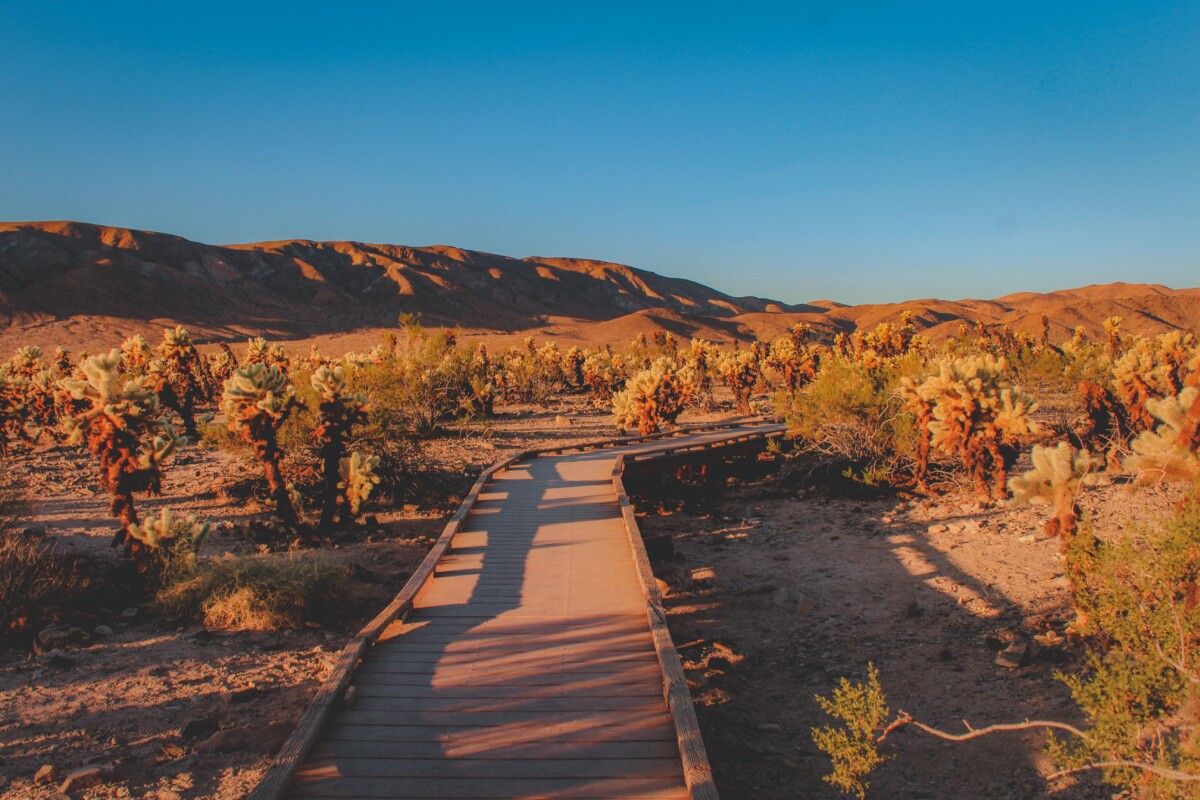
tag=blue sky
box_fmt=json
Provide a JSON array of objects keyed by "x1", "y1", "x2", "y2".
[{"x1": 2, "y1": 2, "x2": 1197, "y2": 304}]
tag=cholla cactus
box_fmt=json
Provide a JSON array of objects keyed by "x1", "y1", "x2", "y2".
[
  {"x1": 915, "y1": 354, "x2": 1038, "y2": 501},
  {"x1": 1111, "y1": 331, "x2": 1197, "y2": 431},
  {"x1": 206, "y1": 343, "x2": 238, "y2": 389},
  {"x1": 897, "y1": 376, "x2": 935, "y2": 491},
  {"x1": 0, "y1": 374, "x2": 28, "y2": 455},
  {"x1": 764, "y1": 336, "x2": 820, "y2": 392},
  {"x1": 1077, "y1": 380, "x2": 1133, "y2": 470},
  {"x1": 1125, "y1": 387, "x2": 1200, "y2": 484},
  {"x1": 221, "y1": 363, "x2": 299, "y2": 528},
  {"x1": 148, "y1": 326, "x2": 207, "y2": 439},
  {"x1": 679, "y1": 339, "x2": 716, "y2": 409},
  {"x1": 8, "y1": 346, "x2": 45, "y2": 379},
  {"x1": 563, "y1": 346, "x2": 585, "y2": 388},
  {"x1": 244, "y1": 337, "x2": 289, "y2": 369},
  {"x1": 338, "y1": 451, "x2": 381, "y2": 517},
  {"x1": 612, "y1": 358, "x2": 686, "y2": 435},
  {"x1": 1009, "y1": 442, "x2": 1099, "y2": 543},
  {"x1": 58, "y1": 350, "x2": 186, "y2": 551},
  {"x1": 582, "y1": 351, "x2": 628, "y2": 407},
  {"x1": 1103, "y1": 316, "x2": 1123, "y2": 359},
  {"x1": 716, "y1": 349, "x2": 760, "y2": 415},
  {"x1": 311, "y1": 365, "x2": 370, "y2": 534},
  {"x1": 120, "y1": 335, "x2": 153, "y2": 375},
  {"x1": 52, "y1": 346, "x2": 72, "y2": 377},
  {"x1": 125, "y1": 508, "x2": 209, "y2": 579}
]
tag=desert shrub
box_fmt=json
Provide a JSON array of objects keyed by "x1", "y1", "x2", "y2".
[
  {"x1": 1125, "y1": 385, "x2": 1200, "y2": 485},
  {"x1": 612, "y1": 358, "x2": 687, "y2": 435},
  {"x1": 779, "y1": 356, "x2": 919, "y2": 486},
  {"x1": 154, "y1": 554, "x2": 346, "y2": 630},
  {"x1": 385, "y1": 330, "x2": 474, "y2": 433},
  {"x1": 0, "y1": 474, "x2": 77, "y2": 638},
  {"x1": 1111, "y1": 331, "x2": 1197, "y2": 432}
]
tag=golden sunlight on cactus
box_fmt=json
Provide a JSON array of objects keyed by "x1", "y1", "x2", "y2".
[
  {"x1": 1008, "y1": 442, "x2": 1099, "y2": 543},
  {"x1": 612, "y1": 358, "x2": 687, "y2": 435},
  {"x1": 916, "y1": 354, "x2": 1038, "y2": 501},
  {"x1": 1125, "y1": 387, "x2": 1200, "y2": 484},
  {"x1": 339, "y1": 451, "x2": 381, "y2": 516},
  {"x1": 311, "y1": 365, "x2": 371, "y2": 533},
  {"x1": 221, "y1": 363, "x2": 299, "y2": 528},
  {"x1": 58, "y1": 350, "x2": 187, "y2": 557},
  {"x1": 125, "y1": 508, "x2": 210, "y2": 581}
]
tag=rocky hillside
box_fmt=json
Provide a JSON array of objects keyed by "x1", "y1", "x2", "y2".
[{"x1": 0, "y1": 220, "x2": 1197, "y2": 350}]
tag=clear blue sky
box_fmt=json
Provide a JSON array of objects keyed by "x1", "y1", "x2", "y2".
[{"x1": 2, "y1": 2, "x2": 1197, "y2": 304}]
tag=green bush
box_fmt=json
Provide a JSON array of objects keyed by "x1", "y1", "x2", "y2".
[{"x1": 155, "y1": 554, "x2": 346, "y2": 630}]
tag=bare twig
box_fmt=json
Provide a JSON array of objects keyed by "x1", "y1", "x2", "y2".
[{"x1": 879, "y1": 712, "x2": 1200, "y2": 783}]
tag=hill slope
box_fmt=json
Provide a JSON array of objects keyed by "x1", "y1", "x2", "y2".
[{"x1": 0, "y1": 221, "x2": 1197, "y2": 349}]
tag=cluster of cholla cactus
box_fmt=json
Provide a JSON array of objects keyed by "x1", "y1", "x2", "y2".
[
  {"x1": 582, "y1": 350, "x2": 630, "y2": 407},
  {"x1": 908, "y1": 354, "x2": 1038, "y2": 501},
  {"x1": 221, "y1": 362, "x2": 300, "y2": 528},
  {"x1": 58, "y1": 350, "x2": 187, "y2": 559},
  {"x1": 1124, "y1": 351, "x2": 1200, "y2": 484},
  {"x1": 311, "y1": 365, "x2": 371, "y2": 534},
  {"x1": 763, "y1": 325, "x2": 821, "y2": 392},
  {"x1": 0, "y1": 346, "x2": 61, "y2": 444},
  {"x1": 716, "y1": 348, "x2": 760, "y2": 415},
  {"x1": 146, "y1": 326, "x2": 208, "y2": 440},
  {"x1": 120, "y1": 335, "x2": 153, "y2": 375},
  {"x1": 244, "y1": 336, "x2": 290, "y2": 369},
  {"x1": 1110, "y1": 330, "x2": 1196, "y2": 432},
  {"x1": 612, "y1": 358, "x2": 688, "y2": 435},
  {"x1": 835, "y1": 313, "x2": 924, "y2": 368}
]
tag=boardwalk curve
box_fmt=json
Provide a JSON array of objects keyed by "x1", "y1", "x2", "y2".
[{"x1": 253, "y1": 419, "x2": 785, "y2": 800}]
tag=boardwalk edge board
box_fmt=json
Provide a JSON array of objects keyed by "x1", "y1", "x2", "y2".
[{"x1": 250, "y1": 416, "x2": 781, "y2": 800}]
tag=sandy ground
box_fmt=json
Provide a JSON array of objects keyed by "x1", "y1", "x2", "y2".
[{"x1": 637, "y1": 455, "x2": 1185, "y2": 800}]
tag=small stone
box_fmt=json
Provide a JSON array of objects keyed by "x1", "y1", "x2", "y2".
[
  {"x1": 772, "y1": 587, "x2": 815, "y2": 613},
  {"x1": 181, "y1": 716, "x2": 220, "y2": 740},
  {"x1": 756, "y1": 722, "x2": 784, "y2": 733},
  {"x1": 1017, "y1": 534, "x2": 1037, "y2": 543},
  {"x1": 34, "y1": 764, "x2": 58, "y2": 784},
  {"x1": 995, "y1": 642, "x2": 1030, "y2": 669},
  {"x1": 94, "y1": 625, "x2": 115, "y2": 637},
  {"x1": 120, "y1": 607, "x2": 139, "y2": 619},
  {"x1": 37, "y1": 625, "x2": 72, "y2": 650},
  {"x1": 194, "y1": 722, "x2": 293, "y2": 755},
  {"x1": 903, "y1": 600, "x2": 925, "y2": 619},
  {"x1": 554, "y1": 415, "x2": 572, "y2": 426},
  {"x1": 59, "y1": 764, "x2": 115, "y2": 794},
  {"x1": 928, "y1": 524, "x2": 949, "y2": 534},
  {"x1": 223, "y1": 686, "x2": 262, "y2": 704}
]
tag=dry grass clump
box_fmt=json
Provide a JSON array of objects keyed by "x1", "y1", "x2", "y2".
[
  {"x1": 155, "y1": 554, "x2": 346, "y2": 631},
  {"x1": 0, "y1": 475, "x2": 77, "y2": 638}
]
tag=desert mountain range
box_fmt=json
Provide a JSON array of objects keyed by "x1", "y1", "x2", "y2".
[{"x1": 1, "y1": 221, "x2": 1197, "y2": 351}]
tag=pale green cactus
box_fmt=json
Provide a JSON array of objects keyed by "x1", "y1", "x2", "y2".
[
  {"x1": 1125, "y1": 387, "x2": 1200, "y2": 484},
  {"x1": 338, "y1": 451, "x2": 381, "y2": 516},
  {"x1": 1009, "y1": 441, "x2": 1100, "y2": 541},
  {"x1": 221, "y1": 363, "x2": 295, "y2": 421},
  {"x1": 126, "y1": 508, "x2": 209, "y2": 553},
  {"x1": 59, "y1": 349, "x2": 160, "y2": 438}
]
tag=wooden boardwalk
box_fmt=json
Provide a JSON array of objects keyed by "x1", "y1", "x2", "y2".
[{"x1": 270, "y1": 421, "x2": 783, "y2": 800}]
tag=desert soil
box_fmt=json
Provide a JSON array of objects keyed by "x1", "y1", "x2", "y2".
[{"x1": 638, "y1": 455, "x2": 1186, "y2": 800}]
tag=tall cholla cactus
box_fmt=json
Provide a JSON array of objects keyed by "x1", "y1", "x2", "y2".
[
  {"x1": 221, "y1": 363, "x2": 300, "y2": 528},
  {"x1": 126, "y1": 508, "x2": 210, "y2": 580},
  {"x1": 148, "y1": 326, "x2": 207, "y2": 440},
  {"x1": 897, "y1": 376, "x2": 935, "y2": 491},
  {"x1": 612, "y1": 358, "x2": 687, "y2": 435},
  {"x1": 582, "y1": 351, "x2": 627, "y2": 407},
  {"x1": 716, "y1": 348, "x2": 760, "y2": 415},
  {"x1": 916, "y1": 354, "x2": 1038, "y2": 501},
  {"x1": 764, "y1": 336, "x2": 820, "y2": 392},
  {"x1": 339, "y1": 452, "x2": 381, "y2": 517},
  {"x1": 311, "y1": 365, "x2": 371, "y2": 533},
  {"x1": 1009, "y1": 442, "x2": 1100, "y2": 544},
  {"x1": 59, "y1": 350, "x2": 186, "y2": 550}
]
